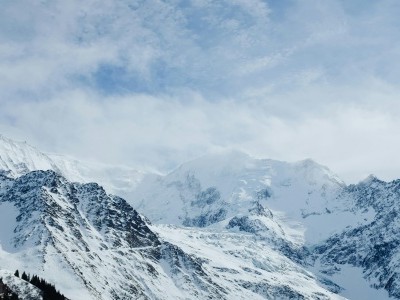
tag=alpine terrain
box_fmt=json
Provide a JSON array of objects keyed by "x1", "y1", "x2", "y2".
[{"x1": 0, "y1": 134, "x2": 398, "y2": 299}]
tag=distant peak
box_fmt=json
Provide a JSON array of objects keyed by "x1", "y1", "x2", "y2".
[
  {"x1": 360, "y1": 174, "x2": 381, "y2": 185},
  {"x1": 296, "y1": 158, "x2": 321, "y2": 168},
  {"x1": 177, "y1": 149, "x2": 251, "y2": 167},
  {"x1": 202, "y1": 149, "x2": 251, "y2": 159},
  {"x1": 0, "y1": 133, "x2": 32, "y2": 148}
]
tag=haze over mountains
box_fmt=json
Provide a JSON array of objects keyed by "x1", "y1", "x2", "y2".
[{"x1": 0, "y1": 134, "x2": 398, "y2": 300}]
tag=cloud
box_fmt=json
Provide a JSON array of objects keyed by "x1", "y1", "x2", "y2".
[
  {"x1": 2, "y1": 83, "x2": 400, "y2": 183},
  {"x1": 1, "y1": 0, "x2": 400, "y2": 183},
  {"x1": 1, "y1": 0, "x2": 397, "y2": 98}
]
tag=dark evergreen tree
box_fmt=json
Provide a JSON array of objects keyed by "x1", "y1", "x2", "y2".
[
  {"x1": 29, "y1": 275, "x2": 39, "y2": 287},
  {"x1": 28, "y1": 273, "x2": 65, "y2": 300},
  {"x1": 20, "y1": 272, "x2": 28, "y2": 282},
  {"x1": 13, "y1": 270, "x2": 19, "y2": 278},
  {"x1": 10, "y1": 270, "x2": 66, "y2": 300}
]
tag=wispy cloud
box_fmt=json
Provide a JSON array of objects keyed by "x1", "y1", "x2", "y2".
[{"x1": 1, "y1": 0, "x2": 400, "y2": 183}]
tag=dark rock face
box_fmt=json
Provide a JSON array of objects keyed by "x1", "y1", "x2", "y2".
[
  {"x1": 76, "y1": 182, "x2": 160, "y2": 249},
  {"x1": 249, "y1": 201, "x2": 273, "y2": 218},
  {"x1": 0, "y1": 170, "x2": 160, "y2": 252},
  {"x1": 174, "y1": 179, "x2": 228, "y2": 228},
  {"x1": 226, "y1": 214, "x2": 308, "y2": 265},
  {"x1": 183, "y1": 208, "x2": 227, "y2": 227},
  {"x1": 192, "y1": 187, "x2": 221, "y2": 207},
  {"x1": 0, "y1": 170, "x2": 164, "y2": 299},
  {"x1": 315, "y1": 178, "x2": 400, "y2": 298}
]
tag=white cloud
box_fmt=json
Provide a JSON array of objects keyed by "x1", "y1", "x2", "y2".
[{"x1": 1, "y1": 0, "x2": 400, "y2": 183}]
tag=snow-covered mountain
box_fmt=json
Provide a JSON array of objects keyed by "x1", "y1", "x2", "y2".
[
  {"x1": 0, "y1": 134, "x2": 61, "y2": 178},
  {"x1": 314, "y1": 177, "x2": 400, "y2": 299},
  {"x1": 0, "y1": 169, "x2": 341, "y2": 299},
  {"x1": 0, "y1": 134, "x2": 399, "y2": 299},
  {"x1": 0, "y1": 134, "x2": 145, "y2": 197},
  {"x1": 128, "y1": 151, "x2": 396, "y2": 299},
  {"x1": 130, "y1": 151, "x2": 346, "y2": 241}
]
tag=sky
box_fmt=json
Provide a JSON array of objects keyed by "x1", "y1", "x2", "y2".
[{"x1": 1, "y1": 0, "x2": 400, "y2": 183}]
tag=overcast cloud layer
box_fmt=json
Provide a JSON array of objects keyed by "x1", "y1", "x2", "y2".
[{"x1": 1, "y1": 0, "x2": 400, "y2": 183}]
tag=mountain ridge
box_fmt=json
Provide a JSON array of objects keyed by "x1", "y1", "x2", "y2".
[{"x1": 0, "y1": 134, "x2": 397, "y2": 299}]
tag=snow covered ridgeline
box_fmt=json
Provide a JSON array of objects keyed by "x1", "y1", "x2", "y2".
[
  {"x1": 129, "y1": 151, "x2": 345, "y2": 232},
  {"x1": 0, "y1": 269, "x2": 67, "y2": 300},
  {"x1": 0, "y1": 134, "x2": 399, "y2": 299},
  {"x1": 0, "y1": 168, "x2": 342, "y2": 299},
  {"x1": 0, "y1": 170, "x2": 161, "y2": 299},
  {"x1": 0, "y1": 270, "x2": 42, "y2": 299},
  {"x1": 0, "y1": 134, "x2": 145, "y2": 198},
  {"x1": 128, "y1": 151, "x2": 398, "y2": 299}
]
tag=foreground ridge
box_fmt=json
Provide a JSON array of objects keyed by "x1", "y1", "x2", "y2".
[{"x1": 0, "y1": 168, "x2": 342, "y2": 299}]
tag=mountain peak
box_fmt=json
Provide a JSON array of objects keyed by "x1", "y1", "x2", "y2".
[
  {"x1": 0, "y1": 134, "x2": 60, "y2": 178},
  {"x1": 360, "y1": 174, "x2": 382, "y2": 185},
  {"x1": 0, "y1": 134, "x2": 31, "y2": 148},
  {"x1": 185, "y1": 149, "x2": 252, "y2": 166}
]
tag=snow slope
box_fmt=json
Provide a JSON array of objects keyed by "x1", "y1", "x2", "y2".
[
  {"x1": 154, "y1": 224, "x2": 345, "y2": 300},
  {"x1": 128, "y1": 150, "x2": 400, "y2": 299},
  {"x1": 129, "y1": 151, "x2": 347, "y2": 244},
  {"x1": 0, "y1": 134, "x2": 145, "y2": 198},
  {"x1": 2, "y1": 134, "x2": 400, "y2": 299},
  {"x1": 0, "y1": 168, "x2": 341, "y2": 300},
  {"x1": 0, "y1": 269, "x2": 42, "y2": 299},
  {"x1": 0, "y1": 134, "x2": 60, "y2": 178}
]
